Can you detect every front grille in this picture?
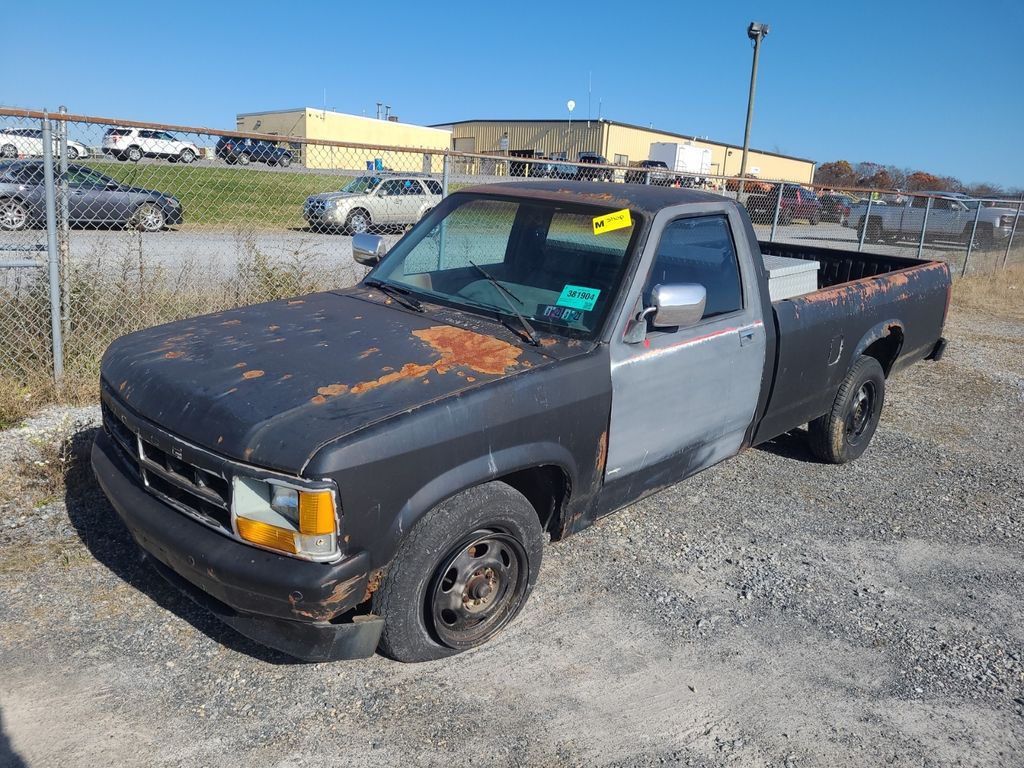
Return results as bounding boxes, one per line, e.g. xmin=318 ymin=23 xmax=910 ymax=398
xmin=102 ymin=402 xmax=233 ymax=534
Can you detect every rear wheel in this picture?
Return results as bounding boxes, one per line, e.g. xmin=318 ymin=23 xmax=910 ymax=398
xmin=277 ymin=154 xmax=292 ymax=168
xmin=975 ymin=223 xmax=995 ymax=250
xmin=779 ymin=209 xmax=793 ymax=226
xmin=236 ymin=152 xmax=251 ymax=166
xmin=0 ymin=198 xmax=28 ymax=231
xmin=65 ymin=145 xmax=80 ymax=160
xmin=809 ymin=211 xmax=821 ymax=225
xmin=808 ymin=356 xmax=885 ymax=464
xmin=179 ymin=148 xmax=196 ymax=164
xmin=126 ymin=146 xmax=143 ymax=163
xmin=1 ymin=144 xmax=17 ymax=159
xmin=372 ymin=482 xmax=543 ymax=662
xmin=860 ymin=216 xmax=883 ymax=243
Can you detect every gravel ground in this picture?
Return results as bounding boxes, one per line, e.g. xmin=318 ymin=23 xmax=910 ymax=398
xmin=1 ymin=305 xmax=1022 ymax=768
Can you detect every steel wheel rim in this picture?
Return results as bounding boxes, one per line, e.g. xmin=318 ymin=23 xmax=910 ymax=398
xmin=66 ymin=146 xmax=79 ymax=160
xmin=845 ymin=381 xmax=876 ymax=445
xmin=428 ymin=529 xmax=529 ymax=650
xmin=1 ymin=144 xmax=15 ymax=158
xmin=135 ymin=204 xmax=163 ymax=231
xmin=0 ymin=200 xmax=26 ymax=229
xmin=128 ymin=148 xmax=141 ymax=162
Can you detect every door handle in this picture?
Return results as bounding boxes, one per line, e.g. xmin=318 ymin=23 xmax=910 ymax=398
xmin=739 ymin=328 xmax=757 ymax=346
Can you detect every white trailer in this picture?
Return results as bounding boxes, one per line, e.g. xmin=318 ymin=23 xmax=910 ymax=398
xmin=649 ymin=142 xmax=712 ymax=176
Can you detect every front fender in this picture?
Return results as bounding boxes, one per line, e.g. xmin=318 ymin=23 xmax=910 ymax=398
xmin=388 ymin=442 xmax=578 ymax=546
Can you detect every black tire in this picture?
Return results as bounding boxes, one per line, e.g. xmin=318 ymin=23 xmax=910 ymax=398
xmin=223 ymin=155 xmax=237 ymax=165
xmin=277 ymin=154 xmax=292 ymax=168
xmin=861 ymin=216 xmax=883 ymax=243
xmin=975 ymin=223 xmax=995 ymax=250
xmin=809 ymin=211 xmax=821 ymax=225
xmin=179 ymin=148 xmax=196 ymax=164
xmin=236 ymin=152 xmax=251 ymax=166
xmin=65 ymin=145 xmax=80 ymax=160
xmin=0 ymin=198 xmax=29 ymax=231
xmin=807 ymin=356 xmax=885 ymax=464
xmin=372 ymin=481 xmax=544 ymax=663
xmin=126 ymin=146 xmax=143 ymax=163
xmin=779 ymin=209 xmax=793 ymax=227
xmin=346 ymin=208 xmax=371 ymax=234
xmin=0 ymin=143 xmax=17 ymax=159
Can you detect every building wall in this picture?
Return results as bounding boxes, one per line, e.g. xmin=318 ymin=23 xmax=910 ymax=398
xmin=443 ymin=120 xmax=605 ymax=161
xmin=442 ymin=120 xmax=815 ymax=184
xmin=236 ymin=108 xmax=451 ymax=172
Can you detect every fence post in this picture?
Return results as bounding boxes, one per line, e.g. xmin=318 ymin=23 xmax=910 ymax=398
xmin=1002 ymin=200 xmax=1022 ymax=269
xmin=57 ymin=105 xmax=71 ymax=336
xmin=917 ymin=196 xmax=932 ymax=259
xmin=769 ymin=183 xmax=784 ymax=242
xmin=41 ymin=114 xmax=64 ymax=384
xmin=962 ymin=202 xmax=982 ymax=278
xmin=441 ymin=151 xmax=450 ymax=198
xmin=858 ymin=197 xmax=873 ymax=252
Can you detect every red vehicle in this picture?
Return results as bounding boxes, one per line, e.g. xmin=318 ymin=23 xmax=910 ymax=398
xmin=745 ymin=185 xmax=822 ymax=226
xmin=819 ymin=193 xmax=857 ymax=225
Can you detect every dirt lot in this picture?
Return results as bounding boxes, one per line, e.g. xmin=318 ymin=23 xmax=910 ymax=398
xmin=1 ymin=303 xmax=1022 ymax=768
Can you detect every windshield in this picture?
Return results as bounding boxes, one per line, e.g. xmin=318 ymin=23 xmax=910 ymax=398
xmin=340 ymin=176 xmax=381 ymax=194
xmin=371 ymin=194 xmax=639 ymax=339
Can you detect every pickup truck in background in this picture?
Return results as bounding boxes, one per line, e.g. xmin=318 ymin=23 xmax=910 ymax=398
xmin=745 ymin=185 xmax=822 ymax=226
xmin=848 ymin=194 xmax=1018 ymax=247
xmin=92 ymin=182 xmax=950 ymax=664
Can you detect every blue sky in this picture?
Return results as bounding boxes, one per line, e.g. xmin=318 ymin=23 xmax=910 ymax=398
xmin=8 ymin=0 xmax=1023 ymax=188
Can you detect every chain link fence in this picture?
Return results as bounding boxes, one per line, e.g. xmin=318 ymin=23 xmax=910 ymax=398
xmin=1 ymin=106 xmax=1022 ymax=394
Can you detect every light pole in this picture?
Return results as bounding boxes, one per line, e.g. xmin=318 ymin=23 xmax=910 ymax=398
xmin=566 ymin=99 xmax=576 ymax=157
xmin=738 ymin=21 xmax=769 ymax=196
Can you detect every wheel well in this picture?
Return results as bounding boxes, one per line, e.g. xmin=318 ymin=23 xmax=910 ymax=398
xmin=496 ymin=465 xmax=570 ymax=536
xmin=861 ymin=326 xmax=903 ymax=377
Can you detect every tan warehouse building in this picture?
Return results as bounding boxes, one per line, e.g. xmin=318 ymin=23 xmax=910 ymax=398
xmin=432 ymin=118 xmax=816 ymax=184
xmin=235 ymin=108 xmax=451 ymax=171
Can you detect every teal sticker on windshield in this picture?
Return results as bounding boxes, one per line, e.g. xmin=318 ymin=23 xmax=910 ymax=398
xmin=556 ymin=284 xmax=601 ymax=311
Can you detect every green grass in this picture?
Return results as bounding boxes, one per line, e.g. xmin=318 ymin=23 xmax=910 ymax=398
xmin=83 ymin=160 xmax=352 ymax=231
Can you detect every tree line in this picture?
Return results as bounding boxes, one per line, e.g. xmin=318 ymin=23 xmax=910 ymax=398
xmin=813 ymin=160 xmax=1022 ymax=199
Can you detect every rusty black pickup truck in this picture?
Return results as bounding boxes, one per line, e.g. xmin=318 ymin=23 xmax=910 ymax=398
xmin=92 ymin=182 xmax=951 ymax=662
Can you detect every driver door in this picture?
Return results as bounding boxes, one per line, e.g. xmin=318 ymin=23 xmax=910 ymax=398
xmin=605 ymin=206 xmax=767 ymax=488
xmin=376 ymin=179 xmax=406 ymax=223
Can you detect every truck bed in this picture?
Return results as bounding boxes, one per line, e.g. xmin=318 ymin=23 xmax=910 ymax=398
xmin=752 ymin=240 xmax=950 ymax=445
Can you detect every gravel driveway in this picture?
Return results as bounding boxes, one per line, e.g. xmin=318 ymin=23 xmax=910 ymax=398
xmin=1 ymin=306 xmax=1022 ymax=768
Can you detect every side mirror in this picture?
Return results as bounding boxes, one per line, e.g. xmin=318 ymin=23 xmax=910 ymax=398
xmin=641 ymin=284 xmax=706 ymax=329
xmin=105 ymin=182 xmax=120 ymax=190
xmin=353 ymin=233 xmax=386 ymax=266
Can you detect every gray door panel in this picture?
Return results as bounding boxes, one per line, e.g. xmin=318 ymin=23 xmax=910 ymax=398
xmin=606 ymin=204 xmax=767 ymax=483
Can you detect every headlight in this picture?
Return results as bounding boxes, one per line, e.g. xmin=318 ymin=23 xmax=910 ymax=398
xmin=165 ymin=197 xmax=181 ymax=208
xmin=232 ymin=476 xmax=340 ymax=560
xmin=323 ymin=199 xmax=338 ymax=209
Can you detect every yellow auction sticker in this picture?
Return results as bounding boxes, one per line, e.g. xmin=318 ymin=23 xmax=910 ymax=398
xmin=592 ymin=208 xmax=632 ymax=235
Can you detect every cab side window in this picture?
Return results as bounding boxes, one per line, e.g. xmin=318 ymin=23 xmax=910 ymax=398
xmin=646 ymin=215 xmax=743 ymax=319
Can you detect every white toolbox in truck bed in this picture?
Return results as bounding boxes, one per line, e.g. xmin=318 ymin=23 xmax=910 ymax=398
xmin=763 ymin=254 xmax=820 ymax=301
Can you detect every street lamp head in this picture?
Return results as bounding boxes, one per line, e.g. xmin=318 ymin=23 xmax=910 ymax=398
xmin=747 ymin=21 xmax=769 ymax=40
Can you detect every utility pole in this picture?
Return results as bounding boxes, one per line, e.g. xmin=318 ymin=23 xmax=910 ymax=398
xmin=738 ymin=21 xmax=769 ymax=197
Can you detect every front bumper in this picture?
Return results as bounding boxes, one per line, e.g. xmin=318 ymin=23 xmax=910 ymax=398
xmin=304 ymin=207 xmax=345 ymax=225
xmin=91 ymin=430 xmax=384 ymax=661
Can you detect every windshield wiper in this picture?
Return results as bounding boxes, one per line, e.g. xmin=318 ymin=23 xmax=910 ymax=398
xmin=364 ymin=278 xmax=424 ymax=313
xmin=468 ymin=261 xmax=540 ymax=346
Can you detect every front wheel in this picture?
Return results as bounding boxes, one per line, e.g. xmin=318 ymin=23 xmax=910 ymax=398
xmin=179 ymin=148 xmax=196 ymax=164
xmin=236 ymin=152 xmax=251 ymax=166
xmin=277 ymin=154 xmax=292 ymax=168
xmin=346 ymin=209 xmax=371 ymax=234
xmin=65 ymin=145 xmax=80 ymax=160
xmin=372 ymin=482 xmax=544 ymax=662
xmin=130 ymin=202 xmax=166 ymax=232
xmin=808 ymin=356 xmax=885 ymax=464
xmin=0 ymin=198 xmax=29 ymax=231
xmin=1 ymin=144 xmax=17 ymax=159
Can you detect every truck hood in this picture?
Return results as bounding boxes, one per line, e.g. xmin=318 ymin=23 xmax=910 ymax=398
xmin=101 ymin=290 xmax=567 ymax=474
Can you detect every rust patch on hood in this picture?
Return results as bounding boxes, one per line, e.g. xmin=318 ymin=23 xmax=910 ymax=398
xmin=358 ymin=347 xmax=380 ymax=359
xmin=163 ymin=351 xmax=184 ymax=359
xmin=242 ymin=370 xmax=264 ymax=379
xmin=317 ymin=383 xmax=350 ymax=397
xmin=412 ymin=326 xmax=522 ymax=375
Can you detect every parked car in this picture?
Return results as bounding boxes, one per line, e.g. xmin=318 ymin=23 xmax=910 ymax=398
xmin=574 ymin=153 xmax=614 ymax=182
xmin=0 ymin=160 xmax=183 ymax=232
xmin=745 ymin=185 xmax=822 ymax=226
xmin=102 ymin=128 xmax=200 ymax=163
xmin=848 ymin=194 xmax=1018 ymax=248
xmin=215 ymin=137 xmax=293 ymax=167
xmin=304 ymin=174 xmax=442 ymax=233
xmin=624 ymin=160 xmax=675 ymax=186
xmin=819 ymin=193 xmax=858 ymax=225
xmin=93 ymin=181 xmax=950 ymax=663
xmin=0 ymin=128 xmax=90 ymax=160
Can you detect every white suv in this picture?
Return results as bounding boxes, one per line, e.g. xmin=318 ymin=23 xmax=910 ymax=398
xmin=0 ymin=128 xmax=90 ymax=160
xmin=304 ymin=175 xmax=443 ymax=233
xmin=102 ymin=128 xmax=201 ymax=164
